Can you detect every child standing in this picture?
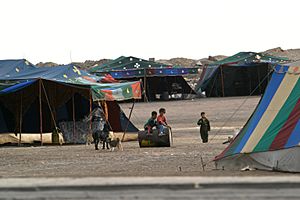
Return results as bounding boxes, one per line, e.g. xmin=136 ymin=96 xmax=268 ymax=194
xmin=144 ymin=111 xmax=158 ymax=134
xmin=197 ymin=112 xmax=210 ymax=143
xmin=157 ymin=108 xmax=171 ymax=136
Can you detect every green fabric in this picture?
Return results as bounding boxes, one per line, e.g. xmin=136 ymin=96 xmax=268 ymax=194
xmin=90 ymin=56 xmax=170 ymax=73
xmin=253 ymin=79 xmax=300 ymax=152
xmin=91 ymin=81 xmax=140 ymax=101
xmin=211 ymin=52 xmax=289 ymax=66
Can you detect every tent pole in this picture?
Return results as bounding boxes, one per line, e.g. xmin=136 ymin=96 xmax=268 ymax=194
xmin=121 ymin=100 xmax=135 ymax=142
xmin=19 ymin=92 xmax=23 ymax=146
xmin=220 ymin=66 xmax=225 ymax=97
xmin=89 ymin=92 xmax=93 ymax=145
xmin=72 ymin=94 xmax=76 ymax=144
xmin=39 ymin=79 xmax=43 ymax=146
xmin=257 ymin=66 xmax=261 ymax=94
xmin=143 ymin=68 xmax=148 ymax=102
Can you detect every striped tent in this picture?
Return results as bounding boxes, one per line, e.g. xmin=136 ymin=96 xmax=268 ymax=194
xmin=215 ymin=62 xmax=300 ymax=172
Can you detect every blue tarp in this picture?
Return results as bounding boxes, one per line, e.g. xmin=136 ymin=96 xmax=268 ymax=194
xmin=0 ymin=62 xmax=102 ymax=83
xmin=0 ymin=59 xmax=37 ymax=78
xmin=0 ymin=80 xmax=36 ymax=94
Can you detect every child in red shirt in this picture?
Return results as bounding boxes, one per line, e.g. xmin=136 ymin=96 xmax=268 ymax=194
xmin=157 ymin=108 xmax=171 ymax=136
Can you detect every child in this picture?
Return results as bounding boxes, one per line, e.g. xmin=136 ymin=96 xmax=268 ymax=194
xmin=197 ymin=112 xmax=210 ymax=143
xmin=157 ymin=108 xmax=171 ymax=136
xmin=144 ymin=111 xmax=158 ymax=134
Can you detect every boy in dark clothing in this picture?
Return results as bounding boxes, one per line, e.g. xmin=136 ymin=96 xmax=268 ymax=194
xmin=144 ymin=111 xmax=158 ymax=134
xmin=197 ymin=112 xmax=210 ymax=143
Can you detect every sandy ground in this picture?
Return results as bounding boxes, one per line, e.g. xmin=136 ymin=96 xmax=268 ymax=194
xmin=0 ymin=96 xmax=296 ymax=178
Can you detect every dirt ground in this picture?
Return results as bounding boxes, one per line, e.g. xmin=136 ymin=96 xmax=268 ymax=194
xmin=0 ymin=96 xmax=296 ymax=178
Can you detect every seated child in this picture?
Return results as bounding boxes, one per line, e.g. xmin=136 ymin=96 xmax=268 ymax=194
xmin=157 ymin=108 xmax=171 ymax=136
xmin=144 ymin=111 xmax=158 ymax=134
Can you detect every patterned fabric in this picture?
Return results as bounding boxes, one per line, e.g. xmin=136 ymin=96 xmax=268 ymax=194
xmin=215 ymin=63 xmax=300 ymax=160
xmin=89 ymin=56 xmax=198 ymax=78
xmin=0 ymin=61 xmax=142 ymax=101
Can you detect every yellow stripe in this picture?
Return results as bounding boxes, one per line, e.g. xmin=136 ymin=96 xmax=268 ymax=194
xmin=241 ymin=73 xmax=300 ymax=153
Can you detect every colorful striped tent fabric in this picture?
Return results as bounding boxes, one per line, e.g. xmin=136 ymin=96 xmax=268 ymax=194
xmin=215 ymin=62 xmax=300 ymax=172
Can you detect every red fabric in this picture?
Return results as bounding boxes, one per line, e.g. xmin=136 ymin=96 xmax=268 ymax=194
xmin=131 ymin=82 xmax=141 ymax=99
xmin=157 ymin=115 xmax=167 ymax=125
xmin=100 ymin=74 xmax=119 ymax=83
xmin=269 ymin=99 xmax=300 ymax=150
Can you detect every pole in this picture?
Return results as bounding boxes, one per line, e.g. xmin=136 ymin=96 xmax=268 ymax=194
xmin=88 ymin=92 xmax=93 ymax=144
xmin=39 ymin=79 xmax=43 ymax=146
xmin=19 ymin=92 xmax=22 ymax=146
xmin=121 ymin=100 xmax=135 ymax=142
xmin=72 ymin=94 xmax=76 ymax=144
xmin=143 ymin=68 xmax=148 ymax=102
xmin=220 ymin=66 xmax=225 ymax=97
xmin=257 ymin=66 xmax=261 ymax=94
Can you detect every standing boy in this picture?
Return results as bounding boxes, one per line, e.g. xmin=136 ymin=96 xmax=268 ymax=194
xmin=144 ymin=111 xmax=158 ymax=134
xmin=197 ymin=112 xmax=210 ymax=143
xmin=157 ymin=108 xmax=171 ymax=136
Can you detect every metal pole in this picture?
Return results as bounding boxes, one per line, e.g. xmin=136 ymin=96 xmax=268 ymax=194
xmin=121 ymin=100 xmax=135 ymax=142
xmin=39 ymin=79 xmax=43 ymax=146
xmin=72 ymin=94 xmax=76 ymax=144
xmin=220 ymin=66 xmax=225 ymax=97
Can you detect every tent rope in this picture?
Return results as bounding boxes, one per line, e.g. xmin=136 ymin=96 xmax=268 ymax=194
xmin=201 ymin=67 xmax=275 ymax=166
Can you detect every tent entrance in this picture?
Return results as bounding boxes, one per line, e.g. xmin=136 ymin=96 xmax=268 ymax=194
xmin=206 ymin=63 xmax=270 ymax=97
xmin=118 ymin=76 xmax=195 ymax=101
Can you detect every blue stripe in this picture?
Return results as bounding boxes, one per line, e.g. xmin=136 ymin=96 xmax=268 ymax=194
xmin=0 ymin=80 xmax=36 ymax=94
xmin=284 ymin=120 xmax=300 ymax=148
xmin=233 ymin=66 xmax=286 ymax=154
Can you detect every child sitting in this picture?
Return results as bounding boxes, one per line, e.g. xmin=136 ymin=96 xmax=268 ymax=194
xmin=157 ymin=108 xmax=171 ymax=136
xmin=144 ymin=111 xmax=158 ymax=134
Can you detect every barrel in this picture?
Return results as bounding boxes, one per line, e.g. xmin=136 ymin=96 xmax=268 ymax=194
xmin=138 ymin=128 xmax=171 ymax=148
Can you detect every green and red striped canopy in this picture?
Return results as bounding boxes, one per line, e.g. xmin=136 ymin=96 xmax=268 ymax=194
xmin=216 ymin=63 xmax=300 ymax=160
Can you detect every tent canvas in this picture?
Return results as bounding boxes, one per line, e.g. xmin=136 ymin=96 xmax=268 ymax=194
xmin=0 ymin=61 xmax=141 ymax=144
xmin=196 ymin=52 xmax=290 ymax=97
xmin=90 ymin=56 xmax=198 ymax=101
xmin=215 ymin=63 xmax=300 ymax=172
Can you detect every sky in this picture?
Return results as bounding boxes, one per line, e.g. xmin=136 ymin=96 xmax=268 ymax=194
xmin=0 ymin=0 xmax=300 ymax=64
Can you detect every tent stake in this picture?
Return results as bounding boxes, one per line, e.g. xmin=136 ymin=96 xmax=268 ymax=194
xmin=200 ymin=156 xmax=205 ymax=171
xmin=39 ymin=79 xmax=43 ymax=146
xmin=121 ymin=100 xmax=135 ymax=142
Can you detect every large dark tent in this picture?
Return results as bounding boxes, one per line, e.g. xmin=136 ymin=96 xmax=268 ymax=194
xmin=196 ymin=52 xmax=289 ymax=97
xmin=90 ymin=56 xmax=198 ymax=101
xmin=0 ymin=60 xmax=141 ymax=144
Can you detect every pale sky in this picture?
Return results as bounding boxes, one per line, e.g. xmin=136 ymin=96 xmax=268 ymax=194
xmin=0 ymin=0 xmax=299 ymax=64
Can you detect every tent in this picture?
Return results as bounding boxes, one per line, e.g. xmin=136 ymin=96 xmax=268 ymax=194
xmin=90 ymin=56 xmax=198 ymax=101
xmin=0 ymin=60 xmax=141 ymax=144
xmin=196 ymin=52 xmax=290 ymax=97
xmin=215 ymin=62 xmax=300 ymax=172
